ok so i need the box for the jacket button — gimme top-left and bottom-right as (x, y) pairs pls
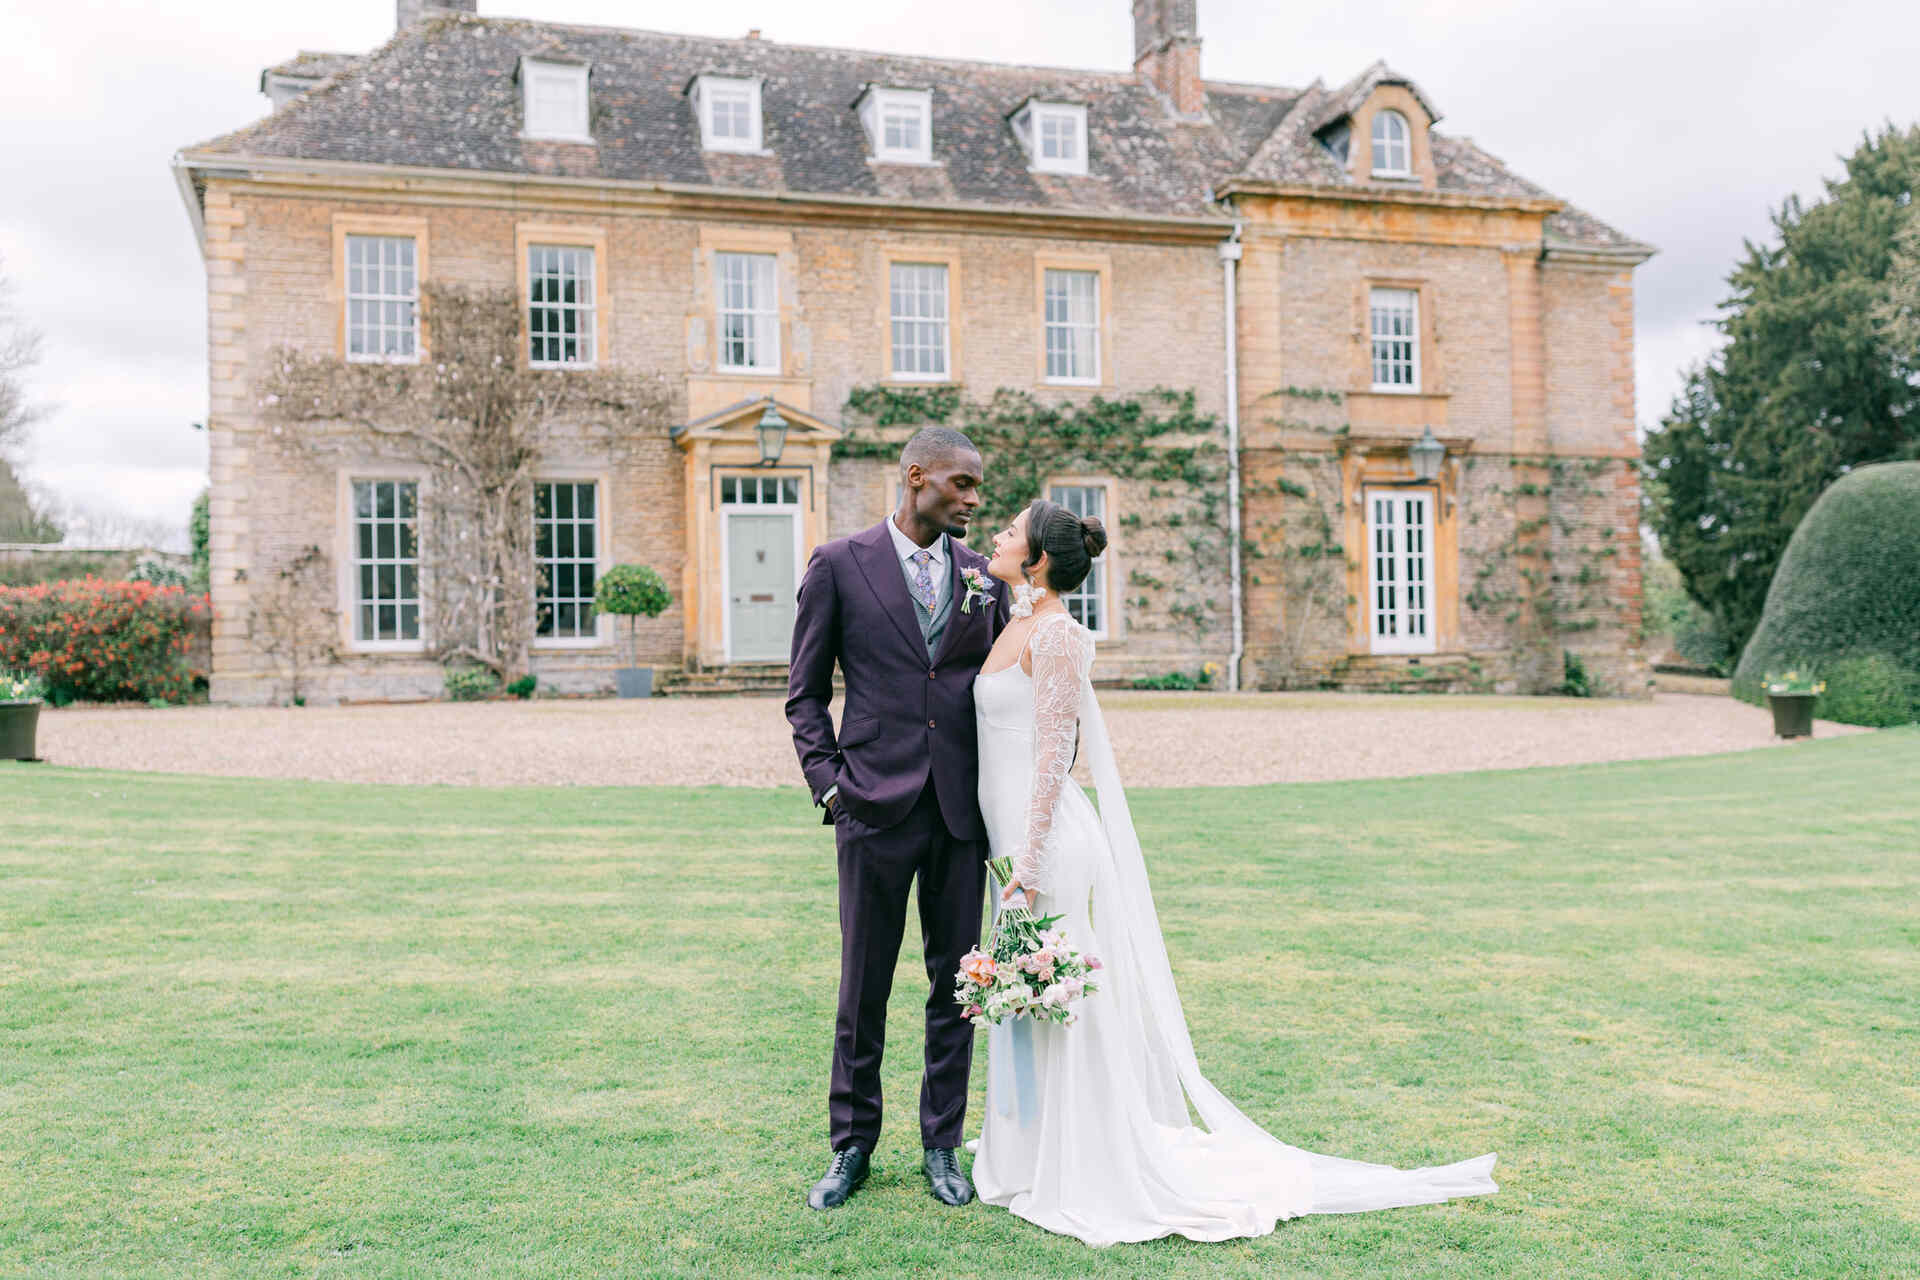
(929, 670), (937, 679)
(928, 719), (936, 728)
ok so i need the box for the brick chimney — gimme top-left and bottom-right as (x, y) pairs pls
(1133, 0), (1204, 116)
(397, 0), (476, 30)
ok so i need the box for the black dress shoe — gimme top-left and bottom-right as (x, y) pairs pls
(806, 1146), (870, 1211)
(923, 1147), (973, 1206)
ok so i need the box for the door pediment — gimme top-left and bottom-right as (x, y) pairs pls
(672, 397), (843, 452)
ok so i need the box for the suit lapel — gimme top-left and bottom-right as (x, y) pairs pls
(851, 519), (928, 661)
(930, 535), (976, 667)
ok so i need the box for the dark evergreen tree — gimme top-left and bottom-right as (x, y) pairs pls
(1642, 124), (1920, 656)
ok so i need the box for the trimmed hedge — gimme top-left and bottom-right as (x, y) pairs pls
(0, 578), (210, 704)
(1732, 462), (1920, 726)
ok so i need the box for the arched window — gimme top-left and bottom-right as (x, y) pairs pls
(1371, 109), (1411, 177)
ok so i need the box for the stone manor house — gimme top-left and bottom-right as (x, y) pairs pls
(175, 0), (1653, 704)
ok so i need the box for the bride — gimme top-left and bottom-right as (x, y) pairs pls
(968, 499), (1497, 1246)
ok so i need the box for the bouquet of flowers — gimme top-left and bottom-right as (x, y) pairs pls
(954, 855), (1101, 1027)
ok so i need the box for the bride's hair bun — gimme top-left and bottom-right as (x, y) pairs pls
(1023, 498), (1104, 596)
(1080, 515), (1107, 560)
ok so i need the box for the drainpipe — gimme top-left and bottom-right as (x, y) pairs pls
(1218, 223), (1245, 692)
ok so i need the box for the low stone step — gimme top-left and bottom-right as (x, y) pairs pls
(658, 663), (794, 698)
(660, 667), (856, 694)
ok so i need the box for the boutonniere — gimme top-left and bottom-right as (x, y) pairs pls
(960, 566), (991, 615)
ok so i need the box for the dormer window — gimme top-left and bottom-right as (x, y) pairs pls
(1371, 109), (1411, 178)
(1316, 120), (1351, 166)
(692, 75), (763, 152)
(1012, 101), (1088, 176)
(521, 58), (591, 143)
(857, 86), (933, 164)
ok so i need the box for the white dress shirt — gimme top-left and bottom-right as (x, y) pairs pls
(888, 514), (949, 613)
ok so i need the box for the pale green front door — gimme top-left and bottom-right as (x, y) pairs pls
(727, 513), (795, 661)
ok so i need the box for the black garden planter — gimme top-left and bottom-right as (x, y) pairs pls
(1767, 692), (1816, 739)
(0, 700), (43, 761)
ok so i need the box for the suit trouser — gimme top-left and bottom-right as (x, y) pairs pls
(829, 781), (987, 1153)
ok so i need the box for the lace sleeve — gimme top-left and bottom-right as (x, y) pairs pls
(1010, 614), (1095, 896)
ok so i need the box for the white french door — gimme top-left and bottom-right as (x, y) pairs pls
(1365, 487), (1436, 654)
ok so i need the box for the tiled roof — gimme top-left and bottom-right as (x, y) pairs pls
(191, 14), (1644, 251)
(1433, 136), (1653, 254)
(263, 50), (363, 82)
(1306, 59), (1442, 134)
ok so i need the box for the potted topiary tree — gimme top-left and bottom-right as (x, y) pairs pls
(595, 564), (673, 698)
(0, 669), (49, 762)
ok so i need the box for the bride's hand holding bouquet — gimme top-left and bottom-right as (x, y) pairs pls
(954, 855), (1101, 1028)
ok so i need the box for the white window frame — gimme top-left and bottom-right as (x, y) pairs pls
(715, 251), (780, 373)
(527, 244), (597, 368)
(1365, 486), (1436, 655)
(344, 234), (419, 364)
(1369, 287), (1420, 393)
(521, 58), (592, 143)
(532, 478), (608, 648)
(1371, 108), (1411, 178)
(1049, 482), (1112, 639)
(860, 87), (933, 164)
(693, 75), (763, 152)
(1043, 268), (1101, 384)
(888, 262), (950, 380)
(1014, 101), (1088, 175)
(718, 473), (805, 664)
(349, 478), (424, 651)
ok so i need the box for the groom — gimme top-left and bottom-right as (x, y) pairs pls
(786, 426), (1009, 1211)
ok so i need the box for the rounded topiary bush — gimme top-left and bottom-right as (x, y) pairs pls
(1731, 461), (1920, 727)
(595, 564), (673, 667)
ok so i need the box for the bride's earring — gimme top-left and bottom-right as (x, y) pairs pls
(1010, 581), (1047, 619)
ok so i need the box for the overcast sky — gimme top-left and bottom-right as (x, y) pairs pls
(3, 0), (1915, 547)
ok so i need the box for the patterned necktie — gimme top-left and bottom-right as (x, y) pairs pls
(909, 549), (937, 612)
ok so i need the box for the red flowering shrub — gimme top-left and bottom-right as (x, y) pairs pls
(0, 578), (210, 703)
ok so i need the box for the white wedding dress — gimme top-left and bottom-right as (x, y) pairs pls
(970, 610), (1497, 1246)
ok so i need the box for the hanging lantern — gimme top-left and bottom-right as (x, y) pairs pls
(756, 400), (789, 467)
(1409, 426), (1445, 482)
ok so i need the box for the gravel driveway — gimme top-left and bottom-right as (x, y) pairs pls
(26, 691), (1868, 788)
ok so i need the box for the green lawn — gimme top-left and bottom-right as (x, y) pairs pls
(3, 730), (1918, 1279)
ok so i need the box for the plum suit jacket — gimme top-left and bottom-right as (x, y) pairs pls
(786, 518), (1009, 838)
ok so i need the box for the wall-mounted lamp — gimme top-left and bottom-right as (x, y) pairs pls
(756, 400), (788, 467)
(1410, 426), (1445, 482)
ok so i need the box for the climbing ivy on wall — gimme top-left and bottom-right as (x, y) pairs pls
(837, 385), (1230, 641)
(1246, 386), (1635, 693)
(1461, 458), (1624, 627)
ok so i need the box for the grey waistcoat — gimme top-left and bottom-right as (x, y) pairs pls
(900, 547), (954, 661)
